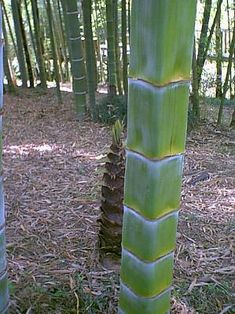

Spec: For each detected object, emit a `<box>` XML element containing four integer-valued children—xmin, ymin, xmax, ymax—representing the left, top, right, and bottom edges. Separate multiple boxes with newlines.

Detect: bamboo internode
<box><xmin>119</xmin><ymin>1</ymin><xmax>197</xmax><ymax>313</ymax></box>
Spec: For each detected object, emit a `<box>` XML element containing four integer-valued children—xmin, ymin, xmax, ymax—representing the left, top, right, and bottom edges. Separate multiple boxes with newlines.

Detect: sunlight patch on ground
<box><xmin>4</xmin><ymin>144</ymin><xmax>106</xmax><ymax>161</ymax></box>
<box><xmin>4</xmin><ymin>143</ymin><xmax>55</xmax><ymax>156</ymax></box>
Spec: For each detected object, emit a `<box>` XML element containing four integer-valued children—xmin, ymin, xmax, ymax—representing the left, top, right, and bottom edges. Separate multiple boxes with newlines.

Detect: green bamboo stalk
<box><xmin>118</xmin><ymin>1</ymin><xmax>196</xmax><ymax>313</ymax></box>
<box><xmin>226</xmin><ymin>0</ymin><xmax>232</xmax><ymax>96</ymax></box>
<box><xmin>121</xmin><ymin>0</ymin><xmax>128</xmax><ymax>96</ymax></box>
<box><xmin>11</xmin><ymin>0</ymin><xmax>28</xmax><ymax>87</ymax></box>
<box><xmin>18</xmin><ymin>0</ymin><xmax>34</xmax><ymax>88</ymax></box>
<box><xmin>0</xmin><ymin>5</ymin><xmax>9</xmax><ymax>312</ymax></box>
<box><xmin>23</xmin><ymin>0</ymin><xmax>37</xmax><ymax>60</ymax></box>
<box><xmin>215</xmin><ymin>5</ymin><xmax>222</xmax><ymax>98</ymax></box>
<box><xmin>217</xmin><ymin>22</ymin><xmax>235</xmax><ymax>125</ymax></box>
<box><xmin>61</xmin><ymin>0</ymin><xmax>87</xmax><ymax>118</ymax></box>
<box><xmin>197</xmin><ymin>0</ymin><xmax>223</xmax><ymax>85</ymax></box>
<box><xmin>82</xmin><ymin>0</ymin><xmax>96</xmax><ymax>117</ymax></box>
<box><xmin>106</xmin><ymin>0</ymin><xmax>117</xmax><ymax>95</ymax></box>
<box><xmin>2</xmin><ymin>0</ymin><xmax>17</xmax><ymax>58</ymax></box>
<box><xmin>2</xmin><ymin>15</ymin><xmax>16</xmax><ymax>93</ymax></box>
<box><xmin>93</xmin><ymin>1</ymin><xmax>105</xmax><ymax>83</ymax></box>
<box><xmin>60</xmin><ymin>0</ymin><xmax>72</xmax><ymax>59</ymax></box>
<box><xmin>56</xmin><ymin>0</ymin><xmax>69</xmax><ymax>82</ymax></box>
<box><xmin>114</xmin><ymin>0</ymin><xmax>122</xmax><ymax>95</ymax></box>
<box><xmin>31</xmin><ymin>0</ymin><xmax>47</xmax><ymax>88</ymax></box>
<box><xmin>196</xmin><ymin>0</ymin><xmax>212</xmax><ymax>77</ymax></box>
<box><xmin>45</xmin><ymin>0</ymin><xmax>62</xmax><ymax>104</ymax></box>
<box><xmin>192</xmin><ymin>40</ymin><xmax>200</xmax><ymax>118</ymax></box>
<box><xmin>51</xmin><ymin>2</ymin><xmax>64</xmax><ymax>83</ymax></box>
<box><xmin>127</xmin><ymin>0</ymin><xmax>130</xmax><ymax>42</ymax></box>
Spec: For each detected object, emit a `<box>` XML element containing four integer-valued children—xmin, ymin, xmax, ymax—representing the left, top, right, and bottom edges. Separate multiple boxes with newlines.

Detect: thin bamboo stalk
<box><xmin>45</xmin><ymin>0</ymin><xmax>62</xmax><ymax>104</ymax></box>
<box><xmin>82</xmin><ymin>0</ymin><xmax>96</xmax><ymax>117</ymax></box>
<box><xmin>31</xmin><ymin>0</ymin><xmax>47</xmax><ymax>88</ymax></box>
<box><xmin>11</xmin><ymin>0</ymin><xmax>28</xmax><ymax>87</ymax></box>
<box><xmin>217</xmin><ymin>22</ymin><xmax>235</xmax><ymax>125</ymax></box>
<box><xmin>2</xmin><ymin>15</ymin><xmax>15</xmax><ymax>92</ymax></box>
<box><xmin>23</xmin><ymin>0</ymin><xmax>37</xmax><ymax>59</ymax></box>
<box><xmin>106</xmin><ymin>0</ymin><xmax>117</xmax><ymax>95</ymax></box>
<box><xmin>114</xmin><ymin>0</ymin><xmax>122</xmax><ymax>95</ymax></box>
<box><xmin>2</xmin><ymin>0</ymin><xmax>17</xmax><ymax>57</ymax></box>
<box><xmin>121</xmin><ymin>0</ymin><xmax>128</xmax><ymax>96</ymax></box>
<box><xmin>0</xmin><ymin>5</ymin><xmax>9</xmax><ymax>312</ymax></box>
<box><xmin>18</xmin><ymin>0</ymin><xmax>34</xmax><ymax>88</ymax></box>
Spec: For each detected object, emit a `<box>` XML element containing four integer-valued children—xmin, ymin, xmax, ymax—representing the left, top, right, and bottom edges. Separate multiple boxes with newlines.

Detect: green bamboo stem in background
<box><xmin>23</xmin><ymin>0</ymin><xmax>37</xmax><ymax>63</ymax></box>
<box><xmin>45</xmin><ymin>0</ymin><xmax>62</xmax><ymax>104</ymax></box>
<box><xmin>31</xmin><ymin>0</ymin><xmax>47</xmax><ymax>88</ymax></box>
<box><xmin>121</xmin><ymin>0</ymin><xmax>128</xmax><ymax>96</ymax></box>
<box><xmin>50</xmin><ymin>2</ymin><xmax>64</xmax><ymax>84</ymax></box>
<box><xmin>61</xmin><ymin>0</ymin><xmax>86</xmax><ymax>118</ymax></box>
<box><xmin>55</xmin><ymin>0</ymin><xmax>69</xmax><ymax>82</ymax></box>
<box><xmin>2</xmin><ymin>15</ymin><xmax>15</xmax><ymax>93</ymax></box>
<box><xmin>2</xmin><ymin>0</ymin><xmax>17</xmax><ymax>59</ymax></box>
<box><xmin>118</xmin><ymin>1</ymin><xmax>196</xmax><ymax>313</ymax></box>
<box><xmin>93</xmin><ymin>1</ymin><xmax>105</xmax><ymax>83</ymax></box>
<box><xmin>51</xmin><ymin>8</ymin><xmax>64</xmax><ymax>84</ymax></box>
<box><xmin>106</xmin><ymin>0</ymin><xmax>116</xmax><ymax>95</ymax></box>
<box><xmin>114</xmin><ymin>0</ymin><xmax>122</xmax><ymax>95</ymax></box>
<box><xmin>215</xmin><ymin>5</ymin><xmax>222</xmax><ymax>99</ymax></box>
<box><xmin>82</xmin><ymin>0</ymin><xmax>96</xmax><ymax>117</ymax></box>
<box><xmin>18</xmin><ymin>0</ymin><xmax>34</xmax><ymax>88</ymax></box>
<box><xmin>217</xmin><ymin>22</ymin><xmax>235</xmax><ymax>125</ymax></box>
<box><xmin>0</xmin><ymin>5</ymin><xmax>9</xmax><ymax>312</ymax></box>
<box><xmin>11</xmin><ymin>0</ymin><xmax>28</xmax><ymax>87</ymax></box>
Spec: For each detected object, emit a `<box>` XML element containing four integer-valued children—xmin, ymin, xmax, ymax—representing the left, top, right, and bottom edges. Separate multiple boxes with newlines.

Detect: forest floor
<box><xmin>3</xmin><ymin>88</ymin><xmax>235</xmax><ymax>314</ymax></box>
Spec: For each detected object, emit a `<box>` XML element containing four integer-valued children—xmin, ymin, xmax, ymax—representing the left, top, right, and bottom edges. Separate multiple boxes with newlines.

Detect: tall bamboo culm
<box><xmin>118</xmin><ymin>1</ymin><xmax>197</xmax><ymax>313</ymax></box>
<box><xmin>61</xmin><ymin>0</ymin><xmax>86</xmax><ymax>118</ymax></box>
<box><xmin>106</xmin><ymin>0</ymin><xmax>116</xmax><ymax>95</ymax></box>
<box><xmin>45</xmin><ymin>0</ymin><xmax>62</xmax><ymax>104</ymax></box>
<box><xmin>0</xmin><ymin>5</ymin><xmax>9</xmax><ymax>313</ymax></box>
<box><xmin>82</xmin><ymin>0</ymin><xmax>96</xmax><ymax>118</ymax></box>
<box><xmin>31</xmin><ymin>0</ymin><xmax>47</xmax><ymax>88</ymax></box>
<box><xmin>11</xmin><ymin>0</ymin><xmax>28</xmax><ymax>87</ymax></box>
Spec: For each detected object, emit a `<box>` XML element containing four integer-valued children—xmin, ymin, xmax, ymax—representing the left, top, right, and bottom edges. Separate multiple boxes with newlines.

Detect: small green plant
<box><xmin>94</xmin><ymin>95</ymin><xmax>127</xmax><ymax>124</ymax></box>
<box><xmin>187</xmin><ymin>107</ymin><xmax>198</xmax><ymax>132</ymax></box>
<box><xmin>174</xmin><ymin>281</ymin><xmax>234</xmax><ymax>314</ymax></box>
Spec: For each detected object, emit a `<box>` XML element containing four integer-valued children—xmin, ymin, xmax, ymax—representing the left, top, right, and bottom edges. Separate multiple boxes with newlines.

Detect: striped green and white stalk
<box><xmin>61</xmin><ymin>0</ymin><xmax>86</xmax><ymax>118</ymax></box>
<box><xmin>82</xmin><ymin>0</ymin><xmax>97</xmax><ymax>118</ymax></box>
<box><xmin>119</xmin><ymin>1</ymin><xmax>197</xmax><ymax>313</ymax></box>
<box><xmin>0</xmin><ymin>6</ymin><xmax>9</xmax><ymax>313</ymax></box>
<box><xmin>106</xmin><ymin>0</ymin><xmax>117</xmax><ymax>95</ymax></box>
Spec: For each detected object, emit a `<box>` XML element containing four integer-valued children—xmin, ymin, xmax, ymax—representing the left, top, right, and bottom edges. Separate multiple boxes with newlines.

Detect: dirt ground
<box><xmin>3</xmin><ymin>88</ymin><xmax>235</xmax><ymax>314</ymax></box>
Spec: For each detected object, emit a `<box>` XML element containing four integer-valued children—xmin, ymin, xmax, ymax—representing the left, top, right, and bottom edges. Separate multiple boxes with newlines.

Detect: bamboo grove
<box><xmin>0</xmin><ymin>0</ymin><xmax>234</xmax><ymax>124</ymax></box>
<box><xmin>0</xmin><ymin>0</ymin><xmax>235</xmax><ymax>313</ymax></box>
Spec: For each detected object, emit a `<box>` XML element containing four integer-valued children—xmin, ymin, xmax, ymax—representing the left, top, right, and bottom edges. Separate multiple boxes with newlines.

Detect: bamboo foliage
<box><xmin>118</xmin><ymin>1</ymin><xmax>197</xmax><ymax>313</ymax></box>
<box><xmin>0</xmin><ymin>5</ymin><xmax>9</xmax><ymax>312</ymax></box>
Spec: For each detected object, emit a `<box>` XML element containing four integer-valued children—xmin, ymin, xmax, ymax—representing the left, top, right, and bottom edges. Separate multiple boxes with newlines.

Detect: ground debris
<box><xmin>3</xmin><ymin>89</ymin><xmax>234</xmax><ymax>313</ymax></box>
